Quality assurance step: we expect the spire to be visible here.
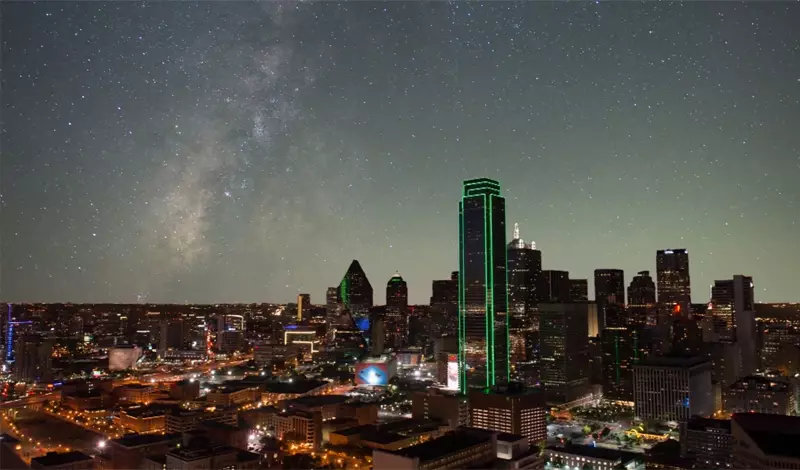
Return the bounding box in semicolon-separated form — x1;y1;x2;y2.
513;222;520;240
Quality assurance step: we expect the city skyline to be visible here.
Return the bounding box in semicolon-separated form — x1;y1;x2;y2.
3;2;799;304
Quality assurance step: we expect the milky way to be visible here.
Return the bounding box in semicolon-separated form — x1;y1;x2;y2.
2;2;799;304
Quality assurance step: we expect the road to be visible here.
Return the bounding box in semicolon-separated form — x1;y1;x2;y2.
1;409;103;464
0;392;60;410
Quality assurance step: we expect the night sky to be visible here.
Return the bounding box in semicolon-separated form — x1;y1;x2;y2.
2;2;799;305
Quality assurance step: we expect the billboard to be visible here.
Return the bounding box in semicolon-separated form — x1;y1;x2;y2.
446;354;458;390
109;346;143;371
355;362;389;386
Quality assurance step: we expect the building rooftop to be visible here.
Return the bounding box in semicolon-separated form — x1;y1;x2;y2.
496;432;526;443
732;413;800;459
548;445;640;463
121;404;170;418
637;354;710;368
729;375;791;392
112;432;182;448
31;451;92;467
168;445;238;462
282;394;350;408
686;416;732;433
384;428;495;462
263;379;328;394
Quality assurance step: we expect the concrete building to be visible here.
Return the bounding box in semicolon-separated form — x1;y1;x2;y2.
411;388;469;428
469;383;547;446
545;445;644;470
30;451;94;470
633;355;713;422
539;303;590;404
731;413;800;469
680;416;732;469
165;406;237;433
725;375;796;415
372;428;497;470
262;408;323;449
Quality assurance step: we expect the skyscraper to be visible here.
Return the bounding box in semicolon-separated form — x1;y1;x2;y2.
507;223;540;325
656;249;691;308
539;303;590;404
594;269;625;307
537;270;570;303
297;293;311;322
13;334;53;383
458;178;509;392
710;275;757;376
385;272;409;349
569;279;588;302
628;271;656;325
338;260;374;314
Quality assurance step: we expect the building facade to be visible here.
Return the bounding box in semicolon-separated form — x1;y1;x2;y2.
633;355;713;422
656;249;691;308
538;303;590;404
458;178;510;392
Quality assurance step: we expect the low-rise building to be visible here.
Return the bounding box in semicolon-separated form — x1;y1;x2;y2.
725;375;796;415
30;451;94;470
61;389;113;411
411;388;469;428
261;379;333;403
165;405;237;433
106;433;182;470
496;433;545;470
372;428;497;470
164;445;260;470
328;419;448;450
206;383;260;407
262;408;323;449
545;445;644;470
118;405;168;434
633;354;713;422
681;416;732;469
731;413;800;469
114;384;155;404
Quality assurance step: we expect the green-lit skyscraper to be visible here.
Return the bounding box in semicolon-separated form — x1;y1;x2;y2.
458;178;510;392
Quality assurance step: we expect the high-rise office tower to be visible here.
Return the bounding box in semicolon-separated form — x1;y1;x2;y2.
633;355;713;422
628;271;656;325
297;294;311;322
325;287;339;315
469;383;547;446
594;269;625;307
569;279;588;302
601;326;646;402
656;249;691;308
507;223;540;325
710;275;757;376
338;260;374;315
385;272;409;349
539;303;590;404
537;270;570;303
458;178;509;392
431;272;459;306
430;271;459;337
13;334;53;383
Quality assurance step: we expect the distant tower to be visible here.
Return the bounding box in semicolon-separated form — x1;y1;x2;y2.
458;178;509;392
385;272;409;349
507;223;541;321
338;260;374;315
297;293;311;322
656;249;691;309
628;271;656;325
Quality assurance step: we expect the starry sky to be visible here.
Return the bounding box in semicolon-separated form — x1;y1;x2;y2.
2;2;799;305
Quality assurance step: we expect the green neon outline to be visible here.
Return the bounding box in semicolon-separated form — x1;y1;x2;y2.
458;178;508;392
458;200;466;393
